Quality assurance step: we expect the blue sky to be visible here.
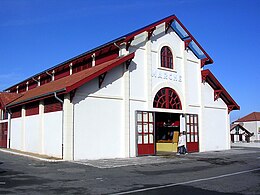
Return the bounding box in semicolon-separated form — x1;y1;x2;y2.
0;0;259;121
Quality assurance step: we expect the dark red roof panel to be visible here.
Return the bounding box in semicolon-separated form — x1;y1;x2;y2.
201;69;240;112
236;112;260;122
0;92;22;109
7;53;135;107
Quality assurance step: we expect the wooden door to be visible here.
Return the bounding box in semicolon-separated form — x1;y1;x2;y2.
185;114;199;152
0;122;8;148
136;111;155;156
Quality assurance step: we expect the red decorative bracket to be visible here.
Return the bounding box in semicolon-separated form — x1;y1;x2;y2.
147;27;156;40
126;38;134;51
201;74;207;83
228;105;235;114
99;72;107;88
165;19;174;33
126;59;132;70
201;58;208;67
214;89;222;101
184;39;192;50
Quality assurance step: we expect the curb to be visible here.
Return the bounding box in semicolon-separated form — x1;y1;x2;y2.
0;149;64;162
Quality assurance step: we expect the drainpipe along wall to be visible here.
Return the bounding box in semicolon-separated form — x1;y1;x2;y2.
54;92;64;159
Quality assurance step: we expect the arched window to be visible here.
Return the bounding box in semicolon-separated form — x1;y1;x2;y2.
161;46;173;69
153;87;182;109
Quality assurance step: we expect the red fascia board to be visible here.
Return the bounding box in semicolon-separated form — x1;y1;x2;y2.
7;89;66;109
66;53;135;93
124;15;213;66
4;41;122;92
124;15;176;42
202;69;240;110
174;17;213;65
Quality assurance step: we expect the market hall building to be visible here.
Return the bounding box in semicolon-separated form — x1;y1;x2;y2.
0;15;239;160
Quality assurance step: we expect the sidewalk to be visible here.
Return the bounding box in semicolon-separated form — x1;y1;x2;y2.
231;142;260;148
0;148;63;162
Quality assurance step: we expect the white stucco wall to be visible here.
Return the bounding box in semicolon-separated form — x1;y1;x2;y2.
185;60;200;106
200;82;229;151
24;115;41;153
74;96;124;160
73;65;125;160
257;121;260;140
43;111;62;158
10;118;23;150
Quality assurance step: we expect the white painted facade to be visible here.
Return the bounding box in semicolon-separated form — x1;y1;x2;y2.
10;107;63;158
71;24;231;160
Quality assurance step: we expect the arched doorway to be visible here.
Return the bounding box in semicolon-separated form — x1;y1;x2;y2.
153;87;183;154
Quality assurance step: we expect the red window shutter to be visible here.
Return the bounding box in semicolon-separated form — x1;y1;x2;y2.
25;102;39;116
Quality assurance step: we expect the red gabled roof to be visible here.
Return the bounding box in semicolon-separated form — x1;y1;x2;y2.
235;112;260;122
5;14;213;93
0;92;22;109
201;69;240;113
7;53;135;108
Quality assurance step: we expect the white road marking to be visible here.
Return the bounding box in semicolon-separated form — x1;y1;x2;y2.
0;182;6;185
112;167;260;195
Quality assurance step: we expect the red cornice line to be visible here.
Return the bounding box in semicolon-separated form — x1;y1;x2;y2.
201;69;240;112
65;53;135;93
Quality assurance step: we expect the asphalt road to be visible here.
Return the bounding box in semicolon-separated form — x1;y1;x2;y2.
0;147;259;194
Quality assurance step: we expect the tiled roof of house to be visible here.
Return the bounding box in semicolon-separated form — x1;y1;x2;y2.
7;53;134;108
0;92;22;109
236;112;260;122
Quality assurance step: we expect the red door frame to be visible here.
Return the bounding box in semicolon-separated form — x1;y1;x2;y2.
136;111;155;156
185;114;199;153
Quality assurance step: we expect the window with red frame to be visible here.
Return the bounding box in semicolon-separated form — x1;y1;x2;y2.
153;87;182;109
161;46;173;69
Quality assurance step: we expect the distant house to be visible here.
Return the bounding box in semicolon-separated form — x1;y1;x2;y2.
230;123;253;143
234;112;260;142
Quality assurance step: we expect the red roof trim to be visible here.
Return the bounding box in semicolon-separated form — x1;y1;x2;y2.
174;17;213;66
6;53;135;108
201;69;240;112
5;14;212;92
123;15;213;66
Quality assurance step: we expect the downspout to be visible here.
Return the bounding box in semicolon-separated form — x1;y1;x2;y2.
6;108;12;148
54;92;64;159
